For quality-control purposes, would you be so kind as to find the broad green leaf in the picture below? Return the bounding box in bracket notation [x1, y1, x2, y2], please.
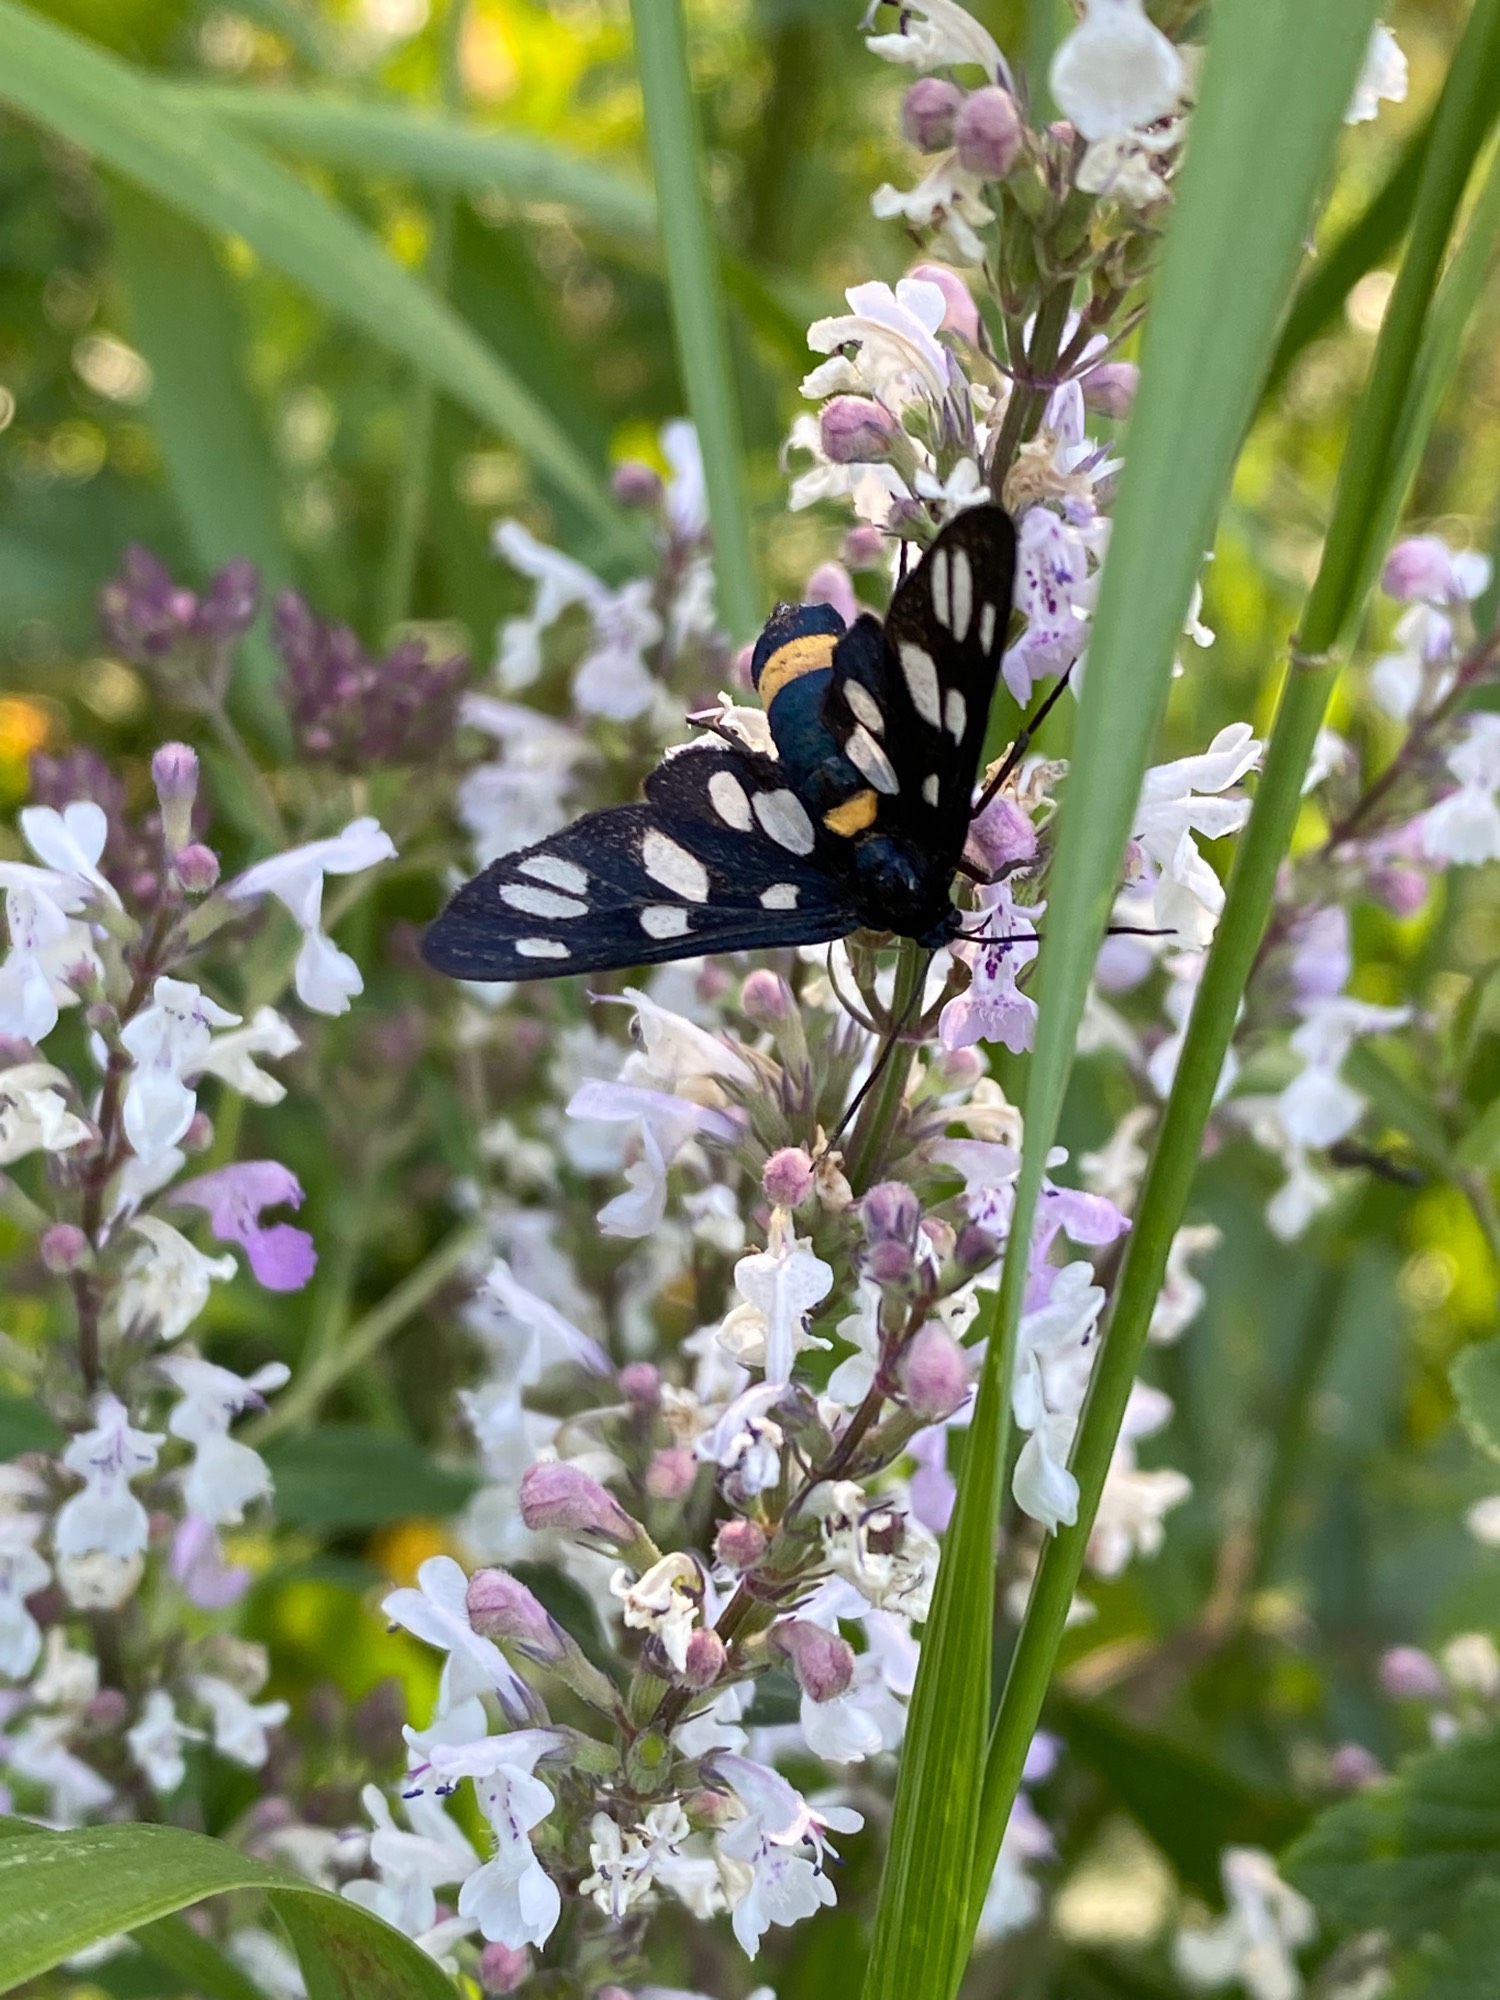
[1053, 1696, 1307, 1904]
[629, 0, 759, 640]
[108, 178, 295, 744]
[1451, 1339, 1500, 1465]
[0, 1817, 457, 1999]
[868, 3, 1383, 1992]
[172, 86, 657, 245]
[1389, 1877, 1500, 2000]
[0, 1395, 62, 1457]
[0, 1, 627, 551]
[262, 1425, 479, 1530]
[1285, 1723, 1500, 1942]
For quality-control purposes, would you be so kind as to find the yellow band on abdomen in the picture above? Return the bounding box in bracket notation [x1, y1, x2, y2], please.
[758, 632, 837, 707]
[823, 788, 878, 836]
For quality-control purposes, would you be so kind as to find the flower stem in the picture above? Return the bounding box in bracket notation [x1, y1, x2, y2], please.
[845, 942, 930, 1193]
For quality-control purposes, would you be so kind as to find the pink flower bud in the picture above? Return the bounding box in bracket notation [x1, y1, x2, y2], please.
[908, 263, 981, 346]
[611, 459, 664, 510]
[1382, 535, 1461, 603]
[1380, 1645, 1447, 1701]
[715, 1518, 767, 1571]
[519, 1462, 639, 1546]
[966, 794, 1036, 875]
[763, 1146, 816, 1209]
[955, 85, 1024, 179]
[86, 1688, 129, 1731]
[1328, 1742, 1383, 1792]
[901, 76, 964, 152]
[181, 1111, 215, 1154]
[900, 1323, 971, 1420]
[619, 1362, 661, 1410]
[1369, 863, 1430, 918]
[955, 1222, 1000, 1271]
[171, 843, 220, 895]
[478, 1943, 532, 1994]
[679, 1627, 726, 1689]
[843, 524, 886, 571]
[151, 741, 199, 855]
[645, 1447, 697, 1502]
[741, 969, 795, 1024]
[820, 395, 900, 465]
[863, 1181, 921, 1281]
[772, 1619, 855, 1701]
[40, 1223, 90, 1275]
[1081, 360, 1139, 419]
[933, 1045, 984, 1089]
[466, 1567, 566, 1662]
[806, 560, 858, 627]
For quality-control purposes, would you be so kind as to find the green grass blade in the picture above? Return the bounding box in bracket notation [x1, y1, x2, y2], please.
[0, 1, 628, 553]
[864, 4, 1384, 1992]
[629, 0, 759, 640]
[108, 178, 295, 740]
[971, 0, 1500, 1928]
[171, 85, 658, 244]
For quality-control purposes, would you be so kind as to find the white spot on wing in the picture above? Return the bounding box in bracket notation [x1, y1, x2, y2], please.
[753, 788, 816, 855]
[760, 883, 800, 910]
[516, 937, 569, 959]
[950, 547, 973, 639]
[708, 769, 753, 830]
[518, 854, 588, 896]
[930, 547, 951, 629]
[844, 682, 884, 735]
[922, 773, 941, 807]
[500, 883, 588, 920]
[945, 688, 967, 740]
[847, 724, 899, 794]
[979, 603, 997, 653]
[900, 640, 942, 728]
[641, 905, 691, 939]
[642, 828, 710, 902]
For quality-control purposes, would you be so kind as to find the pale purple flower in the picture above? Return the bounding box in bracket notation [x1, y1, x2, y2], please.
[191, 1673, 289, 1768]
[0, 1515, 50, 1679]
[710, 1754, 863, 1959]
[161, 1356, 290, 1527]
[173, 1161, 316, 1292]
[170, 1515, 252, 1609]
[120, 976, 240, 1159]
[1002, 507, 1097, 701]
[228, 819, 397, 1015]
[54, 1395, 164, 1564]
[1421, 714, 1500, 865]
[940, 885, 1040, 1053]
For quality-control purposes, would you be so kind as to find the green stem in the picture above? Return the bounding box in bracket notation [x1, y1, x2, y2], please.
[845, 943, 930, 1194]
[969, 0, 1500, 1921]
[629, 0, 758, 640]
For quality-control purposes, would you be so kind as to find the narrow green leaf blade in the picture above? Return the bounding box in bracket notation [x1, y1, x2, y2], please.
[0, 1818, 456, 2000]
[1451, 1338, 1500, 1464]
[1389, 1878, 1500, 2000]
[0, 1, 626, 549]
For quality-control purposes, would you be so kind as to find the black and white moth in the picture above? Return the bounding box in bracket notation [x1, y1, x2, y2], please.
[421, 505, 1018, 982]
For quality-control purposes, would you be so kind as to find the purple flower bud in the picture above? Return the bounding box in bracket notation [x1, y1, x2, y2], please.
[843, 524, 887, 571]
[1081, 360, 1140, 419]
[772, 1619, 855, 1701]
[955, 85, 1024, 179]
[275, 589, 468, 771]
[645, 1447, 697, 1501]
[820, 395, 900, 465]
[679, 1627, 726, 1689]
[1369, 863, 1430, 918]
[715, 1518, 767, 1571]
[466, 1567, 566, 1662]
[519, 1462, 639, 1546]
[478, 1943, 531, 1994]
[863, 1180, 922, 1281]
[85, 1688, 129, 1731]
[763, 1146, 816, 1209]
[199, 560, 261, 642]
[181, 1111, 215, 1154]
[99, 546, 197, 662]
[806, 560, 858, 627]
[900, 1323, 971, 1420]
[152, 742, 200, 857]
[741, 969, 795, 1024]
[955, 1222, 1000, 1271]
[933, 1045, 984, 1089]
[619, 1362, 660, 1410]
[171, 843, 220, 895]
[1328, 1742, 1383, 1791]
[40, 1223, 90, 1275]
[901, 76, 964, 151]
[1380, 1645, 1447, 1701]
[611, 460, 664, 509]
[966, 795, 1036, 875]
[1382, 535, 1462, 603]
[907, 262, 982, 345]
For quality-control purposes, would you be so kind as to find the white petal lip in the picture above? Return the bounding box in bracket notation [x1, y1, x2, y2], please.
[1049, 0, 1184, 143]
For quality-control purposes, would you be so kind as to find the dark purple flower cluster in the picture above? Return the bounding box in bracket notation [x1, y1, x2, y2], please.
[100, 547, 260, 663]
[274, 591, 469, 770]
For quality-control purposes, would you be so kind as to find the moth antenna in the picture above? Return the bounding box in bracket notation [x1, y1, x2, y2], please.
[824, 945, 880, 1035]
[971, 659, 1077, 825]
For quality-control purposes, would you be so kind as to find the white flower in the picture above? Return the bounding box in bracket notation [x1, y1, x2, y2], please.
[19, 802, 121, 906]
[872, 156, 995, 264]
[712, 1755, 862, 1960]
[1277, 996, 1410, 1150]
[0, 875, 80, 1044]
[194, 1006, 300, 1103]
[1422, 714, 1500, 865]
[694, 1383, 786, 1498]
[54, 1395, 163, 1565]
[1050, 0, 1184, 143]
[2, 1714, 114, 1825]
[227, 1930, 307, 2000]
[423, 1733, 563, 1951]
[1079, 1105, 1155, 1209]
[31, 1626, 99, 1709]
[1466, 1495, 1500, 1547]
[457, 696, 589, 868]
[120, 976, 240, 1158]
[469, 1257, 610, 1390]
[610, 1551, 701, 1673]
[1011, 1262, 1104, 1532]
[974, 1791, 1053, 1943]
[913, 453, 991, 520]
[191, 1674, 290, 1768]
[800, 1653, 906, 1764]
[614, 987, 757, 1096]
[864, 0, 1005, 75]
[565, 1080, 735, 1240]
[228, 819, 396, 1015]
[115, 1217, 238, 1343]
[0, 1514, 50, 1679]
[127, 1690, 203, 1793]
[816, 1482, 938, 1619]
[1150, 1223, 1221, 1344]
[0, 1062, 90, 1165]
[805, 279, 952, 413]
[1076, 121, 1183, 207]
[729, 1222, 834, 1387]
[1174, 1846, 1316, 2000]
[1347, 23, 1407, 124]
[581, 1802, 690, 1921]
[827, 1277, 885, 1407]
[343, 1780, 480, 1943]
[492, 521, 662, 723]
[1133, 724, 1262, 948]
[1088, 1384, 1191, 1576]
[383, 1555, 530, 1716]
[161, 1355, 290, 1526]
